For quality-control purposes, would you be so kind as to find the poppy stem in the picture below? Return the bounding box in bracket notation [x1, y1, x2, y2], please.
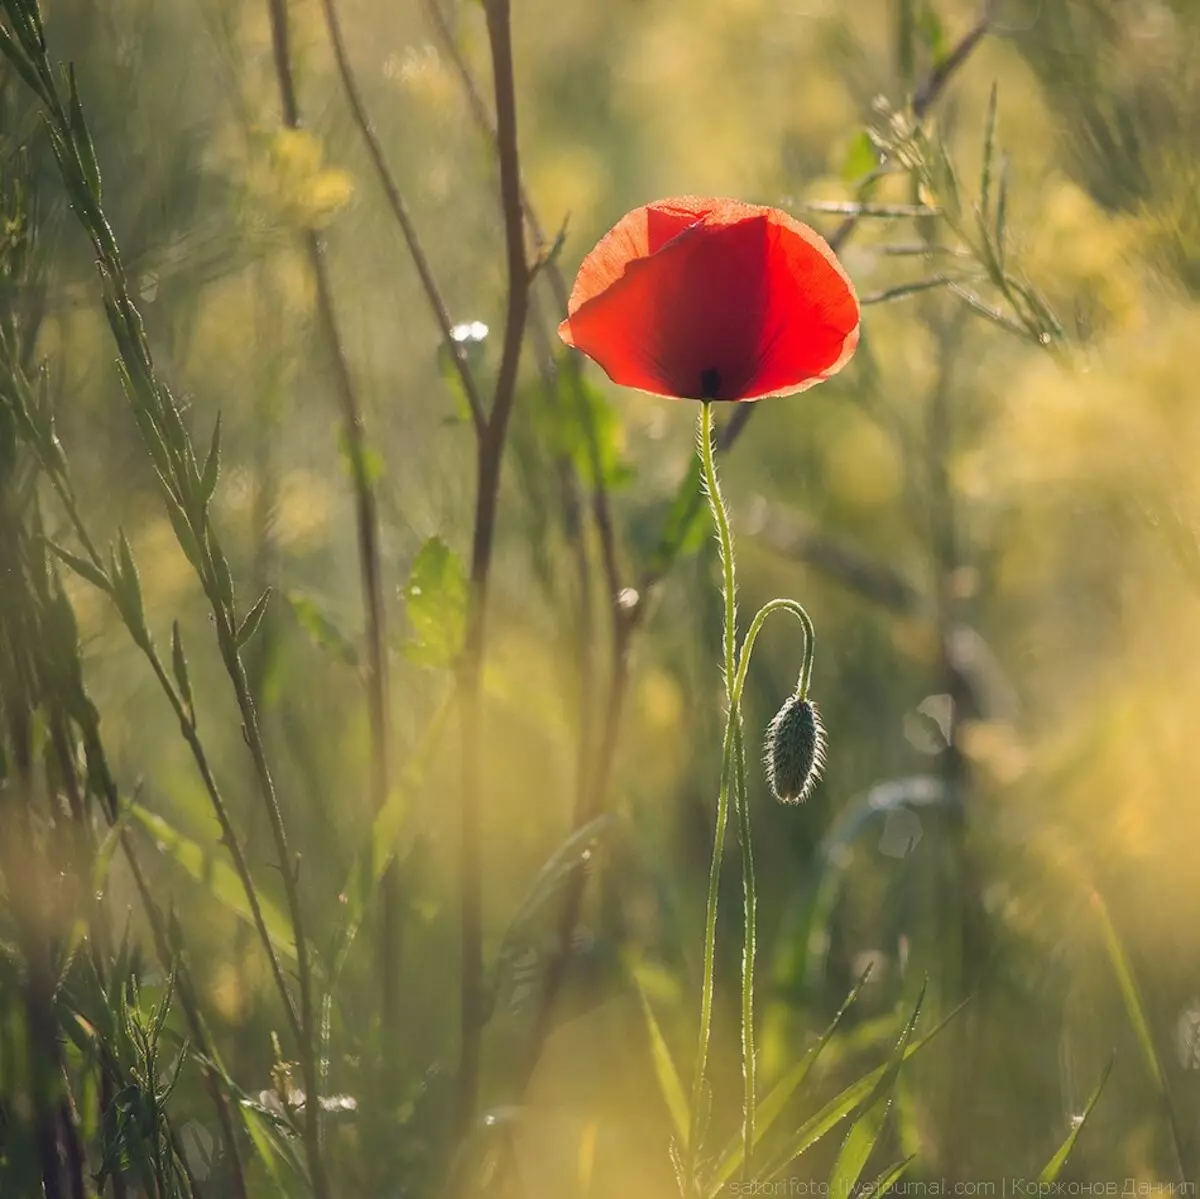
[689, 401, 758, 1186]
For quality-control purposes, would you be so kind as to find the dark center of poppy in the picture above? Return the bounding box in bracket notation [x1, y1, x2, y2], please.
[699, 367, 722, 399]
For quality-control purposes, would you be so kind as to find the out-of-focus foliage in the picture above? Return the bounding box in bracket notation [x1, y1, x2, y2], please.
[3, 0, 1200, 1194]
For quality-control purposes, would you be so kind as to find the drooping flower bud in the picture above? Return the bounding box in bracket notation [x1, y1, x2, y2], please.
[764, 694, 826, 804]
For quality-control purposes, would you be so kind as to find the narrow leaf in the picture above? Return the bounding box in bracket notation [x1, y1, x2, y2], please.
[866, 1156, 915, 1197]
[916, 3, 945, 59]
[995, 152, 1010, 270]
[0, 25, 45, 96]
[129, 803, 296, 961]
[159, 483, 204, 571]
[860, 275, 970, 306]
[1092, 890, 1185, 1169]
[633, 968, 690, 1146]
[647, 456, 708, 578]
[949, 284, 1029, 337]
[1092, 892, 1165, 1090]
[828, 984, 926, 1194]
[210, 544, 236, 611]
[327, 689, 453, 991]
[841, 129, 878, 185]
[710, 966, 875, 1188]
[57, 805, 133, 990]
[200, 412, 222, 506]
[1038, 1056, 1113, 1183]
[237, 587, 272, 648]
[750, 994, 964, 1191]
[67, 65, 102, 201]
[171, 621, 194, 719]
[402, 536, 467, 668]
[489, 815, 614, 1014]
[115, 530, 148, 642]
[980, 81, 998, 220]
[46, 540, 109, 593]
[285, 592, 358, 667]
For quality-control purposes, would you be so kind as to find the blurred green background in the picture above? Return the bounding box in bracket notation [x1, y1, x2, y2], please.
[5, 0, 1200, 1194]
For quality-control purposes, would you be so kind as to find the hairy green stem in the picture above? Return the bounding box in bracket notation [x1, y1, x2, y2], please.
[732, 714, 756, 1181]
[688, 400, 742, 1184]
[687, 408, 819, 1190]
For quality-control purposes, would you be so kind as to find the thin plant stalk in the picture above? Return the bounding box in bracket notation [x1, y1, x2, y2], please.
[688, 404, 819, 1191]
[688, 400, 743, 1185]
[0, 11, 331, 1193]
[262, 0, 400, 1056]
[318, 0, 487, 434]
[456, 0, 530, 1134]
[732, 714, 756, 1181]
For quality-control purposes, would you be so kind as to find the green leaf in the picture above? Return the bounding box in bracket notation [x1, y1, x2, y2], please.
[338, 429, 384, 487]
[0, 24, 46, 97]
[995, 153, 1010, 271]
[1092, 890, 1185, 1164]
[114, 529, 148, 643]
[67, 64, 102, 201]
[1038, 1055, 1112, 1183]
[534, 363, 632, 492]
[865, 1156, 915, 1197]
[285, 591, 358, 667]
[633, 966, 690, 1146]
[980, 81, 998, 221]
[916, 2, 946, 60]
[128, 803, 297, 961]
[171, 621, 194, 720]
[646, 456, 708, 578]
[710, 967, 875, 1188]
[325, 689, 453, 1038]
[827, 984, 925, 1194]
[159, 483, 205, 571]
[200, 412, 221, 506]
[841, 130, 878, 185]
[46, 540, 109, 593]
[532, 213, 570, 279]
[751, 991, 962, 1191]
[239, 1103, 295, 1193]
[897, 0, 915, 89]
[210, 543, 235, 611]
[489, 815, 615, 1016]
[58, 804, 133, 991]
[402, 536, 467, 668]
[237, 587, 272, 648]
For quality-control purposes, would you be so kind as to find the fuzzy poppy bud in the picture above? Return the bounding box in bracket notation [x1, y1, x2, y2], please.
[765, 695, 826, 804]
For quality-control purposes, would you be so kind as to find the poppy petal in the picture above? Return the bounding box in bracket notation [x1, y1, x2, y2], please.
[559, 197, 860, 401]
[740, 209, 860, 399]
[561, 214, 775, 399]
[562, 196, 722, 319]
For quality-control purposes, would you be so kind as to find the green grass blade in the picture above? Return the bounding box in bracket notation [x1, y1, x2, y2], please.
[633, 967, 690, 1147]
[995, 152, 1010, 269]
[827, 984, 926, 1194]
[707, 967, 875, 1190]
[1091, 890, 1187, 1177]
[326, 688, 453, 985]
[1039, 1055, 1113, 1184]
[980, 80, 998, 219]
[867, 1155, 915, 1197]
[129, 803, 296, 960]
[755, 992, 963, 1188]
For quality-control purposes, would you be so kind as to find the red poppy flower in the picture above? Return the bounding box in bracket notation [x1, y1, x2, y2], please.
[558, 196, 860, 402]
